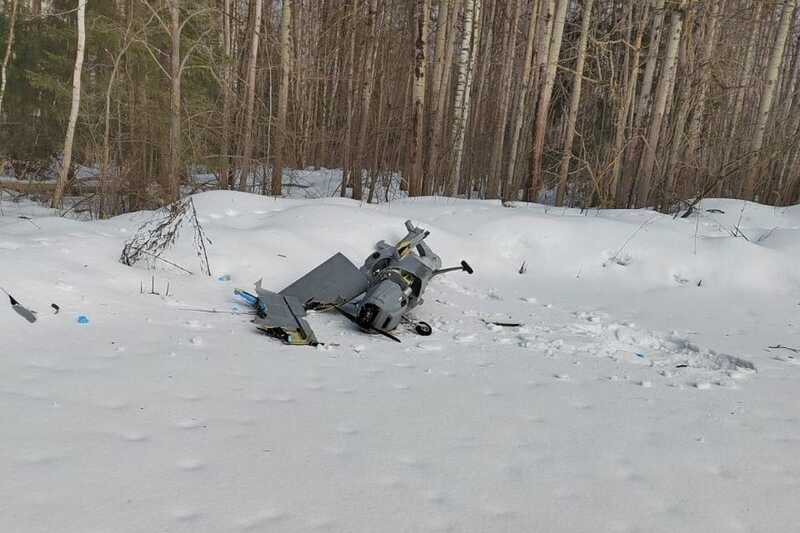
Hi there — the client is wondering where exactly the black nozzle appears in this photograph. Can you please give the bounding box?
[461,260,474,274]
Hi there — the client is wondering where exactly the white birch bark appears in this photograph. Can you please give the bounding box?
[0,0,18,118]
[635,2,685,207]
[51,0,87,209]
[743,0,796,199]
[527,0,567,201]
[238,0,264,192]
[450,0,479,196]
[556,0,594,206]
[271,0,292,196]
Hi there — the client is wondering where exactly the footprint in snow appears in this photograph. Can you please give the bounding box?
[171,508,202,522]
[336,424,359,436]
[120,431,149,442]
[416,342,443,352]
[18,450,65,465]
[184,320,212,330]
[175,391,205,402]
[175,418,205,430]
[235,509,287,530]
[270,394,295,403]
[176,458,205,471]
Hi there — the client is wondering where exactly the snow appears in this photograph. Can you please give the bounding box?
[2,191,800,532]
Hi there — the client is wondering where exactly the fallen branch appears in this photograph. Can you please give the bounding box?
[768,344,800,353]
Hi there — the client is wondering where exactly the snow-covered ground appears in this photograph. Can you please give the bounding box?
[2,191,799,532]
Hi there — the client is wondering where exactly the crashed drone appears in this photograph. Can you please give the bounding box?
[235,220,473,345]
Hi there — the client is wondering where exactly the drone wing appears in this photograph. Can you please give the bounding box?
[279,252,369,307]
[238,253,369,346]
[250,287,319,345]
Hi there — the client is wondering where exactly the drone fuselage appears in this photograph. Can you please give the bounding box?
[356,221,442,332]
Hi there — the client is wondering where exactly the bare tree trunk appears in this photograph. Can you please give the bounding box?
[429,0,460,193]
[612,1,649,207]
[100,11,135,218]
[505,0,541,200]
[487,0,520,199]
[355,0,380,200]
[634,0,667,130]
[31,0,41,16]
[720,0,761,194]
[167,0,182,202]
[340,0,359,197]
[450,0,479,196]
[272,0,292,196]
[526,0,567,202]
[0,0,18,118]
[556,0,594,206]
[408,0,430,196]
[220,0,233,190]
[742,0,796,200]
[427,0,451,186]
[51,0,87,209]
[635,2,685,207]
[238,0,264,192]
[683,0,723,192]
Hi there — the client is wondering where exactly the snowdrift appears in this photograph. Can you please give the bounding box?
[2,192,799,532]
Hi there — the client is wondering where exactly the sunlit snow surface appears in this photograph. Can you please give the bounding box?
[2,191,799,532]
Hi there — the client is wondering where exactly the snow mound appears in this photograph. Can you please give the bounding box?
[2,191,799,532]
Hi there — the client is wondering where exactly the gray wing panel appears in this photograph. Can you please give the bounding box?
[254,290,305,329]
[280,252,369,307]
[252,290,318,345]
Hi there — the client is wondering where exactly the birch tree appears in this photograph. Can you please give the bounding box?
[487,0,520,199]
[526,0,567,201]
[450,0,479,196]
[612,1,649,207]
[408,0,430,196]
[0,0,17,118]
[505,0,541,199]
[51,0,87,209]
[635,1,686,207]
[742,0,797,200]
[271,0,292,196]
[220,0,233,189]
[355,0,380,200]
[238,0,264,192]
[556,0,594,206]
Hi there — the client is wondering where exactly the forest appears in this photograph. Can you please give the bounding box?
[1,0,799,215]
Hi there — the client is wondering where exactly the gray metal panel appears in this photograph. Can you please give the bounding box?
[252,290,318,345]
[254,290,305,329]
[280,252,369,307]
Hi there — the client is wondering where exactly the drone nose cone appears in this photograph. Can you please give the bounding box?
[358,280,407,331]
[357,303,380,329]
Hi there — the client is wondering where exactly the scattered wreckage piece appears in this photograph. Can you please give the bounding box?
[235,220,473,346]
[1,286,60,324]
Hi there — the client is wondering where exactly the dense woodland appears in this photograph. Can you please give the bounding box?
[1,0,799,215]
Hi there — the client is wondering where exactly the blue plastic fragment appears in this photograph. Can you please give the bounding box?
[235,289,258,306]
[217,274,231,282]
[635,352,646,358]
[77,315,90,325]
